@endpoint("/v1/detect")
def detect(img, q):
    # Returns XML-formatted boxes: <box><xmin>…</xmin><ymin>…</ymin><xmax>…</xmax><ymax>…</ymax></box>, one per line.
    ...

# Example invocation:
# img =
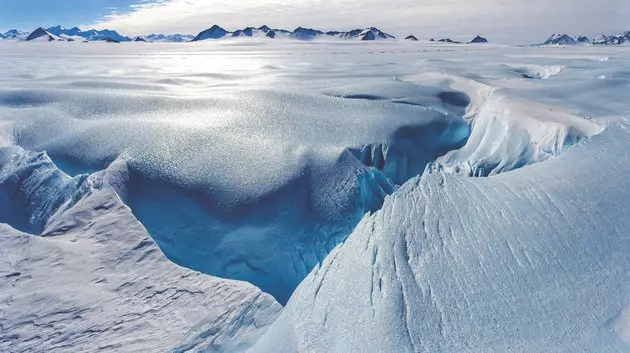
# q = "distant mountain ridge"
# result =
<box><xmin>46</xmin><ymin>25</ymin><xmax>131</xmax><ymax>42</ymax></box>
<box><xmin>191</xmin><ymin>25</ymin><xmax>396</xmax><ymax>41</ymax></box>
<box><xmin>10</xmin><ymin>24</ymin><xmax>629</xmax><ymax>46</ymax></box>
<box><xmin>0</xmin><ymin>29</ymin><xmax>29</xmax><ymax>40</ymax></box>
<box><xmin>592</xmin><ymin>31</ymin><xmax>630</xmax><ymax>45</ymax></box>
<box><xmin>542</xmin><ymin>34</ymin><xmax>578</xmax><ymax>45</ymax></box>
<box><xmin>144</xmin><ymin>34</ymin><xmax>194</xmax><ymax>42</ymax></box>
<box><xmin>540</xmin><ymin>31</ymin><xmax>630</xmax><ymax>45</ymax></box>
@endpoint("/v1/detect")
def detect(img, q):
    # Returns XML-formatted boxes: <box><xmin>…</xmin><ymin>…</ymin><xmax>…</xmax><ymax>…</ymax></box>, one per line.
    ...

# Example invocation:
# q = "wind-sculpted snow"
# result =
<box><xmin>504</xmin><ymin>63</ymin><xmax>565</xmax><ymax>79</ymax></box>
<box><xmin>1</xmin><ymin>40</ymin><xmax>630</xmax><ymax>351</ymax></box>
<box><xmin>251</xmin><ymin>120</ymin><xmax>630</xmax><ymax>352</ymax></box>
<box><xmin>434</xmin><ymin>92</ymin><xmax>603</xmax><ymax>176</ymax></box>
<box><xmin>0</xmin><ymin>147</ymin><xmax>281</xmax><ymax>352</ymax></box>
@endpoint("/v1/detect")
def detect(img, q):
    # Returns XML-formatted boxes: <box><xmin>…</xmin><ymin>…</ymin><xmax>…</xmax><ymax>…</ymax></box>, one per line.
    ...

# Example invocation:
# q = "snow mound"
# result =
<box><xmin>505</xmin><ymin>63</ymin><xmax>565</xmax><ymax>79</ymax></box>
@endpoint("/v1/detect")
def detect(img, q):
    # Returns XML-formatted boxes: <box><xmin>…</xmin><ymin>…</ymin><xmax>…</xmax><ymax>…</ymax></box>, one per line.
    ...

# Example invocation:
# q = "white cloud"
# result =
<box><xmin>92</xmin><ymin>0</ymin><xmax>630</xmax><ymax>43</ymax></box>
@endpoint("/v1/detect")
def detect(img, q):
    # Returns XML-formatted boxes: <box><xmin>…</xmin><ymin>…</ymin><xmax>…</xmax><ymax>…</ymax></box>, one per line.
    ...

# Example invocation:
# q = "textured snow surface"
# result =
<box><xmin>0</xmin><ymin>148</ymin><xmax>281</xmax><ymax>352</ymax></box>
<box><xmin>1</xmin><ymin>40</ymin><xmax>630</xmax><ymax>351</ymax></box>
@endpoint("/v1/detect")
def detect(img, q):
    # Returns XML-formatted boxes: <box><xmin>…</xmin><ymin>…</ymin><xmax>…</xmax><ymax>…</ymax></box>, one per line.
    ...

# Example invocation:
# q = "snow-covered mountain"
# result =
<box><xmin>330</xmin><ymin>27</ymin><xmax>396</xmax><ymax>40</ymax></box>
<box><xmin>438</xmin><ymin>38</ymin><xmax>461</xmax><ymax>43</ymax></box>
<box><xmin>25</xmin><ymin>27</ymin><xmax>65</xmax><ymax>42</ymax></box>
<box><xmin>469</xmin><ymin>35</ymin><xmax>489</xmax><ymax>43</ymax></box>
<box><xmin>299</xmin><ymin>27</ymin><xmax>395</xmax><ymax>40</ymax></box>
<box><xmin>291</xmin><ymin>27</ymin><xmax>324</xmax><ymax>38</ymax></box>
<box><xmin>542</xmin><ymin>33</ymin><xmax>577</xmax><ymax>45</ymax></box>
<box><xmin>257</xmin><ymin>25</ymin><xmax>292</xmax><ymax>39</ymax></box>
<box><xmin>231</xmin><ymin>26</ymin><xmax>289</xmax><ymax>39</ymax></box>
<box><xmin>540</xmin><ymin>31</ymin><xmax>629</xmax><ymax>46</ymax></box>
<box><xmin>576</xmin><ymin>35</ymin><xmax>590</xmax><ymax>43</ymax></box>
<box><xmin>144</xmin><ymin>33</ymin><xmax>194</xmax><ymax>42</ymax></box>
<box><xmin>46</xmin><ymin>25</ymin><xmax>131</xmax><ymax>42</ymax></box>
<box><xmin>405</xmin><ymin>35</ymin><xmax>418</xmax><ymax>41</ymax></box>
<box><xmin>593</xmin><ymin>31</ymin><xmax>630</xmax><ymax>45</ymax></box>
<box><xmin>0</xmin><ymin>29</ymin><xmax>29</xmax><ymax>40</ymax></box>
<box><xmin>46</xmin><ymin>25</ymin><xmax>82</xmax><ymax>37</ymax></box>
<box><xmin>191</xmin><ymin>24</ymin><xmax>229</xmax><ymax>41</ymax></box>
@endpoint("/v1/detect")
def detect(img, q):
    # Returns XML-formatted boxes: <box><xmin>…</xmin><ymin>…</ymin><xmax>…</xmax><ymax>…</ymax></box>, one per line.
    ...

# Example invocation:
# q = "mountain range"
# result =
<box><xmin>0</xmin><ymin>26</ymin><xmax>191</xmax><ymax>43</ymax></box>
<box><xmin>541</xmin><ymin>32</ymin><xmax>630</xmax><ymax>45</ymax></box>
<box><xmin>191</xmin><ymin>25</ymin><xmax>396</xmax><ymax>41</ymax></box>
<box><xmin>0</xmin><ymin>29</ymin><xmax>29</xmax><ymax>40</ymax></box>
<box><xmin>46</xmin><ymin>25</ymin><xmax>131</xmax><ymax>42</ymax></box>
<box><xmin>3</xmin><ymin>24</ymin><xmax>629</xmax><ymax>45</ymax></box>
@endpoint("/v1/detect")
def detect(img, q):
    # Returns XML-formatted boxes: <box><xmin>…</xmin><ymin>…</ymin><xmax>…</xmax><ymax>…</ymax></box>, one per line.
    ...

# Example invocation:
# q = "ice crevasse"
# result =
<box><xmin>0</xmin><ymin>146</ymin><xmax>282</xmax><ymax>352</ymax></box>
<box><xmin>251</xmin><ymin>117</ymin><xmax>630</xmax><ymax>352</ymax></box>
<box><xmin>250</xmin><ymin>75</ymin><xmax>625</xmax><ymax>352</ymax></box>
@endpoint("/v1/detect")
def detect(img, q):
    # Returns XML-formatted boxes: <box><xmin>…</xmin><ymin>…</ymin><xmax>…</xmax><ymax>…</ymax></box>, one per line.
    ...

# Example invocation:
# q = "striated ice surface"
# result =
<box><xmin>251</xmin><ymin>120</ymin><xmax>630</xmax><ymax>352</ymax></box>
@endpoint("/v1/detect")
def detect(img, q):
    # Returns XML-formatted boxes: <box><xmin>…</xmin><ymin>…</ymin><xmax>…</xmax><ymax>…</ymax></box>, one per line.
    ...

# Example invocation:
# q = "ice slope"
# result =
<box><xmin>0</xmin><ymin>146</ymin><xmax>281</xmax><ymax>352</ymax></box>
<box><xmin>251</xmin><ymin>117</ymin><xmax>630</xmax><ymax>352</ymax></box>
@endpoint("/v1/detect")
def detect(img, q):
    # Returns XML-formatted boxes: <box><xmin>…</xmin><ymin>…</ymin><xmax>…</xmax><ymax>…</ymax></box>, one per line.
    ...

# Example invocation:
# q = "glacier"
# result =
<box><xmin>1</xmin><ymin>39</ymin><xmax>630</xmax><ymax>351</ymax></box>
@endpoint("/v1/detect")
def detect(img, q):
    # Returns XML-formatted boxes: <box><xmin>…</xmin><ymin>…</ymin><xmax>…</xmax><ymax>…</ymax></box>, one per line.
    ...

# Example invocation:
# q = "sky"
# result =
<box><xmin>1</xmin><ymin>0</ymin><xmax>629</xmax><ymax>43</ymax></box>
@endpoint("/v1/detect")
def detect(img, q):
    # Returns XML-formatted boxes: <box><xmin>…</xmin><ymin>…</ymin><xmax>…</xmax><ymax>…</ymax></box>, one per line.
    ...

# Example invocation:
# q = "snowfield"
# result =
<box><xmin>1</xmin><ymin>39</ymin><xmax>629</xmax><ymax>352</ymax></box>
